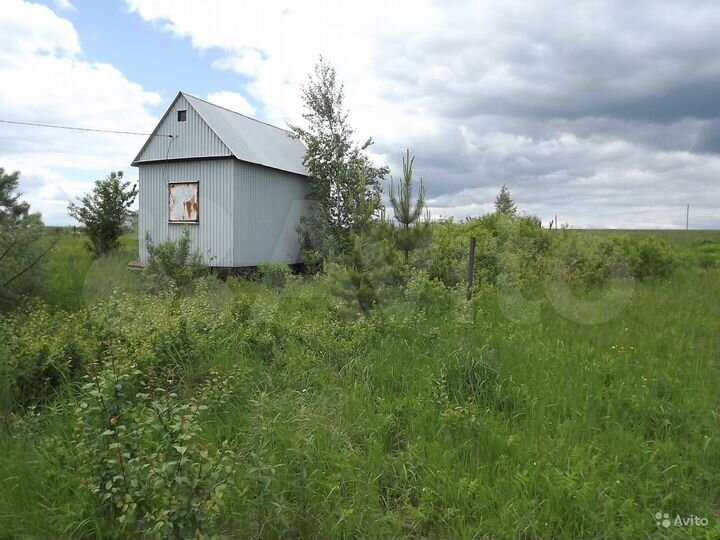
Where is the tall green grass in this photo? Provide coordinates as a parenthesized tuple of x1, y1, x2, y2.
(38, 231, 141, 311)
(0, 230, 718, 538)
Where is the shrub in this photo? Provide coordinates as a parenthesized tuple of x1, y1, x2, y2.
(72, 354, 238, 538)
(631, 237, 676, 279)
(617, 236, 677, 280)
(258, 262, 292, 290)
(548, 234, 631, 286)
(145, 230, 207, 289)
(0, 304, 89, 410)
(230, 292, 255, 323)
(422, 221, 468, 287)
(697, 242, 720, 269)
(422, 214, 548, 289)
(404, 268, 453, 314)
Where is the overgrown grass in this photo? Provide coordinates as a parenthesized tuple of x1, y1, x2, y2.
(38, 231, 142, 311)
(1, 230, 719, 538)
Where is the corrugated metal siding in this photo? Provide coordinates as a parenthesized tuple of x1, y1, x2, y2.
(134, 94, 232, 163)
(138, 159, 234, 266)
(184, 94, 307, 176)
(233, 161, 309, 266)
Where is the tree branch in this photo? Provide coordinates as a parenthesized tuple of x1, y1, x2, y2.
(0, 236, 18, 263)
(2, 237, 59, 287)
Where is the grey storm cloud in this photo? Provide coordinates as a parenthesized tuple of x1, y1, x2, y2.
(368, 0, 720, 227)
(694, 121, 720, 154)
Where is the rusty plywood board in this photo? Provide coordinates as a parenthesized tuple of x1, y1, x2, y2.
(168, 181, 199, 222)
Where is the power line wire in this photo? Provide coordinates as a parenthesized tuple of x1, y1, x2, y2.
(0, 119, 172, 137)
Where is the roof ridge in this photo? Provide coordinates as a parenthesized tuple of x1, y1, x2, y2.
(181, 91, 296, 136)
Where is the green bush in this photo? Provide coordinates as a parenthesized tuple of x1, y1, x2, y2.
(72, 355, 238, 538)
(145, 230, 207, 290)
(404, 268, 454, 314)
(422, 214, 549, 289)
(258, 262, 292, 290)
(616, 235, 677, 280)
(548, 234, 632, 286)
(422, 220, 471, 287)
(697, 242, 720, 269)
(0, 304, 89, 411)
(0, 168, 55, 311)
(632, 237, 677, 279)
(8, 291, 240, 537)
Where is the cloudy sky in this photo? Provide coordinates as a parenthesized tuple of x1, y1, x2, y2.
(1, 0, 719, 228)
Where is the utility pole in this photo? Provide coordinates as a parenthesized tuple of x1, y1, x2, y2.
(686, 204, 690, 230)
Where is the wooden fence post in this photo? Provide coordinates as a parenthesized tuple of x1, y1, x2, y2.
(467, 236, 476, 300)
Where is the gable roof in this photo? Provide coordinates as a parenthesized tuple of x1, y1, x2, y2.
(132, 91, 307, 177)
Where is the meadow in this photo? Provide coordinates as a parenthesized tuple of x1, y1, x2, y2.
(1, 225, 719, 539)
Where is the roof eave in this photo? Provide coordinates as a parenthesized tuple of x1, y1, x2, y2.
(133, 155, 308, 177)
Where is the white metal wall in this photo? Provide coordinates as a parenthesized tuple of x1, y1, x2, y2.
(134, 94, 232, 163)
(138, 159, 235, 266)
(233, 161, 309, 266)
(138, 158, 309, 267)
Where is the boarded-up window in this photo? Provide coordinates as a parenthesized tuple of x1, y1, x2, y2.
(168, 182, 199, 223)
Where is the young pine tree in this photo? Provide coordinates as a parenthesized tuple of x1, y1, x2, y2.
(342, 171, 386, 313)
(325, 170, 400, 315)
(495, 184, 517, 216)
(389, 149, 428, 262)
(0, 168, 56, 307)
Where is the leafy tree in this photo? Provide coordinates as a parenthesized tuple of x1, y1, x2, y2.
(0, 168, 56, 307)
(68, 171, 137, 256)
(348, 170, 382, 237)
(389, 149, 429, 262)
(495, 184, 517, 216)
(290, 57, 388, 266)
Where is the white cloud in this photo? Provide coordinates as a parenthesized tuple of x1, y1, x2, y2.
(206, 90, 255, 117)
(124, 0, 439, 133)
(213, 50, 264, 78)
(0, 1, 162, 224)
(53, 0, 75, 12)
(0, 0, 79, 56)
(124, 0, 720, 228)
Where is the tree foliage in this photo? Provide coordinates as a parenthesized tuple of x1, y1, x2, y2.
(68, 171, 137, 256)
(495, 184, 517, 216)
(290, 57, 388, 265)
(389, 149, 429, 262)
(327, 173, 401, 314)
(0, 167, 55, 308)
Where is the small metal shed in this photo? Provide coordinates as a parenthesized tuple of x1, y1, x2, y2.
(132, 91, 309, 267)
